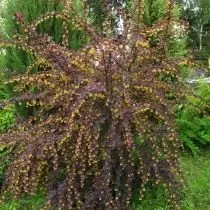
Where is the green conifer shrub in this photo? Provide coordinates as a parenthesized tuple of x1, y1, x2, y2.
(0, 0, 86, 117)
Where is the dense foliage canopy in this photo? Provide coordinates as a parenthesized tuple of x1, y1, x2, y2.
(0, 0, 185, 209)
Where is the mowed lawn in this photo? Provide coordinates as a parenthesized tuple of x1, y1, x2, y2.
(180, 150, 210, 210)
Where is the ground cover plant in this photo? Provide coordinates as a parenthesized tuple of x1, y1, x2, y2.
(0, 0, 185, 209)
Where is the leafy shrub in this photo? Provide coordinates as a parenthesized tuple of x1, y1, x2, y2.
(0, 106, 15, 132)
(0, 0, 184, 209)
(0, 76, 15, 186)
(177, 82, 210, 155)
(0, 145, 11, 187)
(0, 106, 15, 186)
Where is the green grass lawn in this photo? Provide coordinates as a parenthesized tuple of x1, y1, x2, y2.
(1, 150, 210, 210)
(180, 150, 210, 210)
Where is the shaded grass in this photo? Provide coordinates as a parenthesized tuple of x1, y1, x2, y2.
(0, 192, 45, 210)
(132, 185, 170, 210)
(180, 150, 210, 210)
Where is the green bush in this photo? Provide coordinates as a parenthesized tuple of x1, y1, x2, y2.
(0, 106, 15, 132)
(0, 106, 15, 186)
(0, 145, 11, 186)
(177, 82, 210, 155)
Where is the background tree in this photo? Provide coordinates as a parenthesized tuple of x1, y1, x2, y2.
(178, 0, 210, 63)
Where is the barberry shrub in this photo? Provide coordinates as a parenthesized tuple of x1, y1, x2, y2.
(0, 0, 185, 209)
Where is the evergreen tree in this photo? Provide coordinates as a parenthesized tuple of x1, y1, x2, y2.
(0, 0, 88, 76)
(0, 0, 86, 116)
(142, 0, 188, 58)
(143, 0, 168, 25)
(0, 0, 62, 72)
(177, 0, 210, 63)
